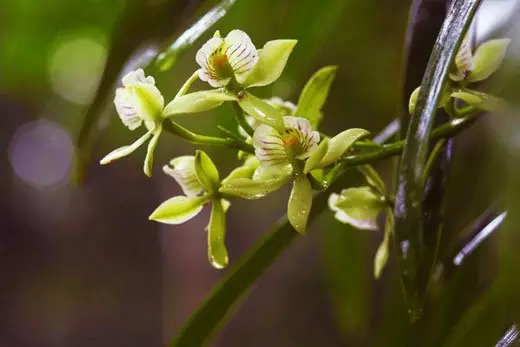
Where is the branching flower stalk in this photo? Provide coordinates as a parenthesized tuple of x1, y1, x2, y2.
(98, 28, 505, 275)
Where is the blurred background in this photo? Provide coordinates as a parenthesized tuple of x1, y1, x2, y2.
(2, 0, 520, 346)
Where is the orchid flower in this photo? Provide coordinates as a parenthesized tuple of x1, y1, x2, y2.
(149, 152, 230, 269)
(100, 69, 164, 177)
(409, 36, 510, 115)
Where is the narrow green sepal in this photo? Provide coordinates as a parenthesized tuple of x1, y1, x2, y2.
(195, 150, 220, 194)
(287, 175, 313, 234)
(149, 195, 209, 224)
(237, 92, 284, 131)
(143, 127, 162, 177)
(241, 39, 297, 87)
(162, 89, 236, 117)
(99, 128, 154, 165)
(295, 66, 337, 127)
(303, 138, 329, 174)
(357, 164, 386, 194)
(207, 199, 229, 269)
(374, 210, 394, 279)
(450, 89, 505, 111)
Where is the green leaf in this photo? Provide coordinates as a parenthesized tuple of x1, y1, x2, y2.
(374, 209, 393, 279)
(219, 173, 292, 200)
(195, 150, 220, 194)
(99, 128, 154, 165)
(393, 0, 481, 319)
(357, 164, 386, 194)
(149, 195, 209, 224)
(467, 38, 510, 83)
(143, 127, 162, 177)
(303, 138, 329, 174)
(241, 40, 297, 87)
(237, 92, 284, 131)
(316, 128, 370, 168)
(287, 175, 313, 234)
(221, 157, 259, 184)
(295, 66, 337, 127)
(162, 89, 236, 117)
(207, 200, 229, 269)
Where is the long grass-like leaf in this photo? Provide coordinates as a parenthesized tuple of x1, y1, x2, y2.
(393, 0, 482, 320)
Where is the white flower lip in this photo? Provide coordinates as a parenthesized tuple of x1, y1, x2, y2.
(196, 30, 259, 88)
(252, 116, 320, 168)
(114, 68, 164, 131)
(163, 156, 204, 197)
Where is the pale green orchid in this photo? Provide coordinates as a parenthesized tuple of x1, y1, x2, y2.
(100, 68, 164, 177)
(149, 151, 230, 269)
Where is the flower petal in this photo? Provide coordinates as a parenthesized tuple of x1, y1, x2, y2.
(206, 199, 229, 269)
(114, 88, 142, 130)
(224, 29, 258, 80)
(219, 173, 292, 200)
(149, 195, 209, 224)
(253, 124, 288, 168)
(196, 36, 224, 86)
(163, 156, 204, 197)
(122, 68, 155, 86)
(287, 175, 313, 234)
(328, 187, 385, 230)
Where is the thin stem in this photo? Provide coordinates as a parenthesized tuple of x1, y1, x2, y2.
(175, 70, 200, 99)
(232, 103, 255, 137)
(422, 138, 446, 188)
(318, 110, 482, 188)
(163, 120, 255, 153)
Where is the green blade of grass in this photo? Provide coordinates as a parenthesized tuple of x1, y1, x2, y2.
(392, 0, 482, 320)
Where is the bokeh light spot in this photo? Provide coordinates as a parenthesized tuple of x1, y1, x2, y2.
(8, 120, 74, 189)
(48, 34, 107, 104)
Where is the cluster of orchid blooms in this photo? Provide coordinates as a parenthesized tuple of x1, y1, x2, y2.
(100, 29, 510, 274)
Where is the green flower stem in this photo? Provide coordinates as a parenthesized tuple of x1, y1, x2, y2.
(320, 110, 481, 188)
(232, 102, 255, 137)
(422, 138, 447, 188)
(162, 120, 255, 153)
(175, 70, 200, 99)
